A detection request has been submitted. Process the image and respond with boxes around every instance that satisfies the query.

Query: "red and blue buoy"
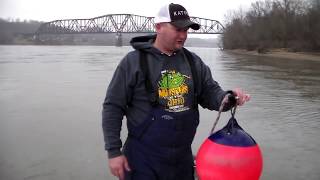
[196,108,263,180]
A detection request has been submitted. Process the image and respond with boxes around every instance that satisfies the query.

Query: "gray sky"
[1,0,258,22]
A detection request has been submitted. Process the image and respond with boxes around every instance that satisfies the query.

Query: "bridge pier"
[115,33,122,47]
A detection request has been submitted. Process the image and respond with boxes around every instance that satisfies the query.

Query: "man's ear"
[155,23,162,32]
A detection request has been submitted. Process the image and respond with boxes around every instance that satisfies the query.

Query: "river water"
[0,45,319,180]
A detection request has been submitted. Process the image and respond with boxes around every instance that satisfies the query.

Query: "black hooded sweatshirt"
[102,35,229,158]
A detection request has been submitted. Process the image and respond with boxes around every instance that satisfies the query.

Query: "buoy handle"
[230,104,237,118]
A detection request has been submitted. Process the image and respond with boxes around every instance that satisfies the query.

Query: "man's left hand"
[232,88,251,106]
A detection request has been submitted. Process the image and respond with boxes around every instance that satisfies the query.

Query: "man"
[102,3,250,180]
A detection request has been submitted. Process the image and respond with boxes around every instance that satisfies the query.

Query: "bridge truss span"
[36,14,224,35]
[189,17,225,34]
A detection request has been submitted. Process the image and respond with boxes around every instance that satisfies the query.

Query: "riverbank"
[225,49,320,61]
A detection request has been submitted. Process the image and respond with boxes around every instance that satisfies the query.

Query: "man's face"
[157,23,189,52]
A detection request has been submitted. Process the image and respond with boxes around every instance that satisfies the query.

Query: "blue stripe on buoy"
[208,117,257,147]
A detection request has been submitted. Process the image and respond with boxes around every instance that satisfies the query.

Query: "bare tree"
[221,0,319,52]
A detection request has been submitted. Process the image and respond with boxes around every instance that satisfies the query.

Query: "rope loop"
[210,94,238,134]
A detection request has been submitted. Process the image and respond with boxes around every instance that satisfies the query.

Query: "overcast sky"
[1,0,258,22]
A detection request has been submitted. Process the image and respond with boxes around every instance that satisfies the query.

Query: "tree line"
[222,0,320,52]
[0,18,43,44]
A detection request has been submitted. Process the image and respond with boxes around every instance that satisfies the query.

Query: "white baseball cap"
[154,3,200,30]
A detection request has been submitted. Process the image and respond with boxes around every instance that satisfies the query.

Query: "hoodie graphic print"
[157,56,193,112]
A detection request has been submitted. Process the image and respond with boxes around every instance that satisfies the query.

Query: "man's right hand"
[109,155,131,180]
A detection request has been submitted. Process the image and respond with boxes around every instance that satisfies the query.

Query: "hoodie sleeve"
[102,54,135,158]
[192,53,231,111]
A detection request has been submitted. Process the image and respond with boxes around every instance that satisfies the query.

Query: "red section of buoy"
[196,138,263,180]
[195,98,263,180]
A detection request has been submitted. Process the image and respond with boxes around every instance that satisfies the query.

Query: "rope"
[210,94,238,134]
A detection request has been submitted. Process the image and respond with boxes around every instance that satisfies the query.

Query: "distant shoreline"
[225,49,320,61]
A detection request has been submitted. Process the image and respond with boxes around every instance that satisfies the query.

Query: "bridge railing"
[36,14,224,35]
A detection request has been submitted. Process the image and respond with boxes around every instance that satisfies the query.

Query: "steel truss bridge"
[35,14,224,45]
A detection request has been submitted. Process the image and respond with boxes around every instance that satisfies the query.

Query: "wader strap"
[183,48,199,109]
[139,51,159,106]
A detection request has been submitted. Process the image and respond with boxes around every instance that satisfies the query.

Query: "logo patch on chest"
[161,115,174,120]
